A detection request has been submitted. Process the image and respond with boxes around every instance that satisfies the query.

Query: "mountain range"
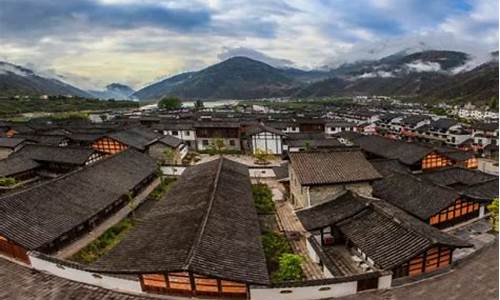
[89,83,136,100]
[1,50,498,105]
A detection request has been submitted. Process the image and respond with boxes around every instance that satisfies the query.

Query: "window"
[194,275,218,293]
[185,131,190,136]
[172,131,178,136]
[202,140,209,146]
[142,274,167,289]
[229,140,235,146]
[167,272,192,291]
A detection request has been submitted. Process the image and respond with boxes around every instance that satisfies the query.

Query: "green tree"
[272,254,303,282]
[261,232,291,271]
[163,148,179,165]
[487,198,499,232]
[212,138,225,153]
[194,100,204,110]
[254,148,272,164]
[158,97,182,110]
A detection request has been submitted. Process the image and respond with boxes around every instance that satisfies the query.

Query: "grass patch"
[149,178,176,201]
[70,218,135,264]
[0,177,17,187]
[252,183,275,214]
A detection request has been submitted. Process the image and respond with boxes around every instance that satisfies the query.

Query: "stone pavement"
[338,240,499,300]
[54,177,161,259]
[275,199,325,280]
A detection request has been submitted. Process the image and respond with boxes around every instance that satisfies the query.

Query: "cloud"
[357,70,395,78]
[0,0,496,90]
[405,60,442,72]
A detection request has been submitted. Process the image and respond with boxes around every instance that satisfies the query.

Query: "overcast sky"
[0,0,498,89]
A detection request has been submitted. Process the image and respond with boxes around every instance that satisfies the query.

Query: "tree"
[212,138,225,153]
[487,198,499,232]
[272,254,303,282]
[163,148,179,165]
[194,100,204,110]
[158,96,182,110]
[254,148,272,165]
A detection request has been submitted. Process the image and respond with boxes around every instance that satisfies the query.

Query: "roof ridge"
[184,157,224,269]
[0,150,131,200]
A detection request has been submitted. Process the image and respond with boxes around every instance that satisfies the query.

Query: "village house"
[345,134,478,171]
[288,150,381,209]
[0,137,30,159]
[372,170,495,229]
[245,123,287,155]
[153,121,197,149]
[0,150,157,263]
[297,195,471,279]
[325,121,358,136]
[92,127,160,155]
[146,135,187,164]
[91,158,269,298]
[194,120,241,151]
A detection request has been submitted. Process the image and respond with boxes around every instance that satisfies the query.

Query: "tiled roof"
[0,156,40,177]
[338,201,471,269]
[290,150,382,185]
[296,191,371,231]
[373,172,459,220]
[12,144,96,166]
[0,137,26,148]
[0,149,156,250]
[92,158,269,285]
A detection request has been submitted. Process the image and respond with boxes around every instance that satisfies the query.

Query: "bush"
[149,178,175,201]
[0,177,17,187]
[272,254,304,282]
[71,218,135,264]
[252,184,274,214]
[158,97,182,110]
[261,231,291,273]
[487,198,499,232]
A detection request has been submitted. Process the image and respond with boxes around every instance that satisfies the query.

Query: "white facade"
[325,125,357,135]
[250,131,284,155]
[458,109,499,120]
[163,129,196,142]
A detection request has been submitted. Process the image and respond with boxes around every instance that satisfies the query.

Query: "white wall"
[250,281,357,300]
[161,166,187,176]
[251,132,283,154]
[29,254,143,294]
[249,168,276,178]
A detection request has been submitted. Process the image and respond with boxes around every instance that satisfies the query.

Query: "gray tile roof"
[290,150,382,185]
[92,158,269,285]
[0,149,156,250]
[296,191,371,231]
[12,144,97,166]
[0,137,26,149]
[338,201,471,270]
[373,172,460,220]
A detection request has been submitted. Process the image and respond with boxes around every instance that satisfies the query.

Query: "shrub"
[0,177,17,187]
[71,218,135,264]
[272,254,304,282]
[487,198,499,232]
[158,97,182,110]
[261,231,291,272]
[252,184,274,214]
